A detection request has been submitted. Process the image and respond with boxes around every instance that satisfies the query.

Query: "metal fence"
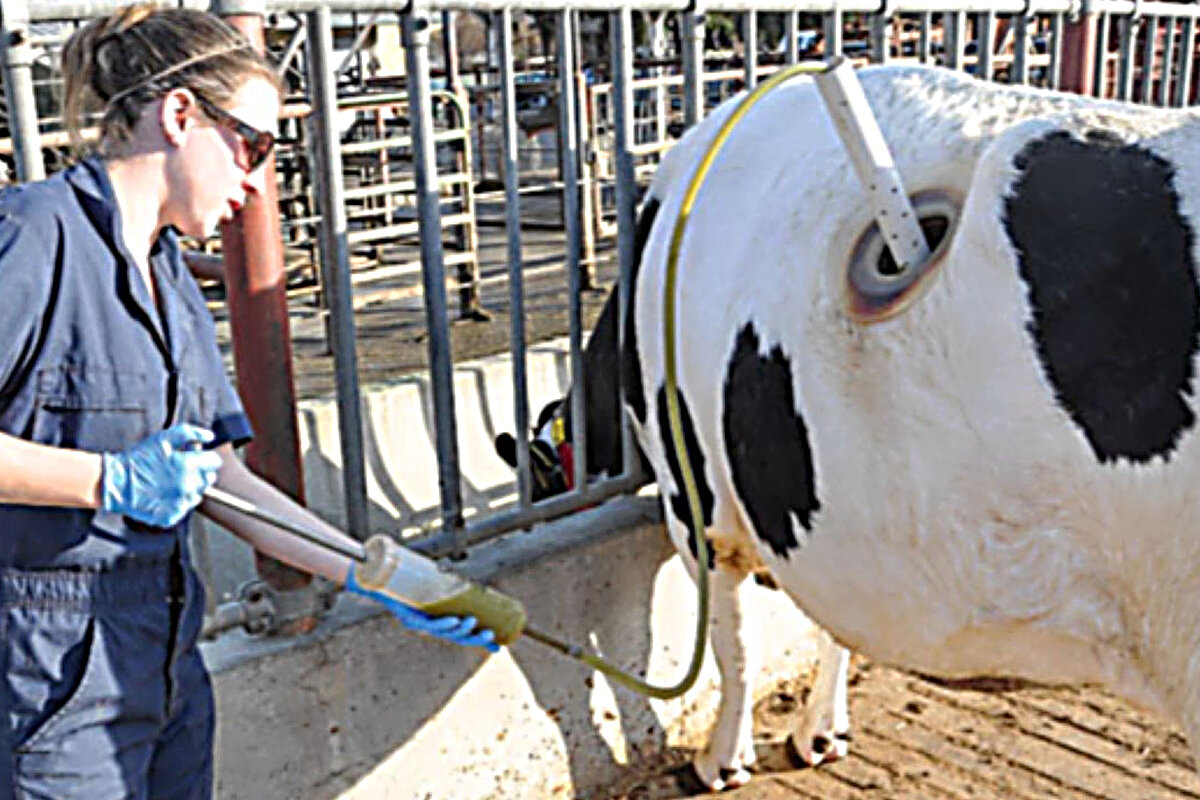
[1,0,1196,638]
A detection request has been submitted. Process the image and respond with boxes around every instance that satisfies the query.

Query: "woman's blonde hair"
[61,4,282,154]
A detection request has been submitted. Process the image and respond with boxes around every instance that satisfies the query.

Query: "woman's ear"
[158,88,195,147]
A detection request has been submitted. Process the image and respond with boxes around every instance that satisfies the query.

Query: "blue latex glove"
[345,566,498,652]
[100,424,224,528]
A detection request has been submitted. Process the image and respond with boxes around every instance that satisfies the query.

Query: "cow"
[503,63,1200,791]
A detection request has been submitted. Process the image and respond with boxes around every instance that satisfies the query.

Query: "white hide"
[628,63,1200,781]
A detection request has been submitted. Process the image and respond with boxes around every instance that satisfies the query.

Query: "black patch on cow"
[623,197,660,425]
[722,324,820,558]
[656,384,715,568]
[1004,131,1200,463]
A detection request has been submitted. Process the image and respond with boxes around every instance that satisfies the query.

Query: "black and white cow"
[513,63,1200,791]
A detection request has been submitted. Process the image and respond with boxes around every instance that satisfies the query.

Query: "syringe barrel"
[357,535,527,645]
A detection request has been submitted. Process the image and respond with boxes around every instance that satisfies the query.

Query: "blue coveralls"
[0,157,252,799]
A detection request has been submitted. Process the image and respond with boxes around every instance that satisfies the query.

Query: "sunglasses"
[194,94,275,173]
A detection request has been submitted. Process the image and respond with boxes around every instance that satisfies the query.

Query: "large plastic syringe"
[202,486,527,645]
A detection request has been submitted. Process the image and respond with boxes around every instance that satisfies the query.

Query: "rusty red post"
[1060,9,1098,97]
[220,10,313,602]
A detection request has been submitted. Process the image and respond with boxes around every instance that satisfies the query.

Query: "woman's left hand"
[345,567,499,652]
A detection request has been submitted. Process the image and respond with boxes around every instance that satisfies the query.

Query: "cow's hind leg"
[789,630,851,766]
[690,554,759,791]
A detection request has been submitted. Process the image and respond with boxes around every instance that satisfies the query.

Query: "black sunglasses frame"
[194,94,275,172]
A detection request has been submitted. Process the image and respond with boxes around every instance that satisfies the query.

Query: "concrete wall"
[198,342,823,799]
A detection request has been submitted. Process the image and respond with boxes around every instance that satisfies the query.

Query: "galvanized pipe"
[785,10,800,62]
[1175,15,1194,106]
[919,11,935,63]
[1014,11,1032,83]
[611,6,641,481]
[1049,11,1065,88]
[405,7,468,554]
[1140,15,1156,102]
[744,10,759,87]
[444,473,648,557]
[978,10,996,80]
[557,8,589,493]
[682,10,706,126]
[497,6,533,509]
[0,0,44,182]
[824,7,844,55]
[870,7,889,63]
[1118,13,1138,100]
[1093,10,1110,95]
[1158,15,1175,106]
[305,6,371,539]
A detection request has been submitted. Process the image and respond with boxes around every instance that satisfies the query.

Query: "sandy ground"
[604,659,1200,800]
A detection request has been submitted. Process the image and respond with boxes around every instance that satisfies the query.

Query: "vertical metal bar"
[1159,16,1176,106]
[871,10,889,64]
[575,50,597,289]
[744,10,758,88]
[1175,16,1195,106]
[785,10,799,64]
[0,0,44,182]
[682,9,705,125]
[1050,12,1065,89]
[947,10,967,71]
[824,8,844,57]
[305,6,369,540]
[919,11,933,64]
[442,10,460,93]
[1060,7,1097,95]
[1118,14,1138,100]
[1093,11,1110,96]
[219,6,311,598]
[1014,12,1032,84]
[556,9,587,494]
[405,7,466,553]
[612,6,639,480]
[978,10,996,80]
[1141,16,1157,103]
[497,8,531,509]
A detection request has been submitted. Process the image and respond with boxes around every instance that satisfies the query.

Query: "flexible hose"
[520,62,831,700]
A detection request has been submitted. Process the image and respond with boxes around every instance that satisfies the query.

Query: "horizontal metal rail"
[409,473,649,559]
[340,127,468,156]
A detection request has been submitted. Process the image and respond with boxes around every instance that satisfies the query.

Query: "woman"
[0,6,493,798]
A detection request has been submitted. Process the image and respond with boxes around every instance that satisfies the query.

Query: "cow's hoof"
[787,730,851,767]
[692,752,755,792]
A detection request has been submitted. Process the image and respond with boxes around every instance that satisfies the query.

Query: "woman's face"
[168,75,280,238]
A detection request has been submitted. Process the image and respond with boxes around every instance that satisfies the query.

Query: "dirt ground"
[603,659,1200,800]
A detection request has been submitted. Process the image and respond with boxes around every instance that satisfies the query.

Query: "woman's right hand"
[100,424,223,528]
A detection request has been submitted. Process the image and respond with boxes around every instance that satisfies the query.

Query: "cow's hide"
[623,64,1200,787]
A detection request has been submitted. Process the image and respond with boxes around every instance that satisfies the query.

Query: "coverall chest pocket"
[31,367,152,453]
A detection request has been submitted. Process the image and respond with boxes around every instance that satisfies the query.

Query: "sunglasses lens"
[247,132,274,171]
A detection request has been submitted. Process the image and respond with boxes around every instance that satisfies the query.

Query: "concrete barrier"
[198,341,823,799]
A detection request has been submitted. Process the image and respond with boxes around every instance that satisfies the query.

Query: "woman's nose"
[242,164,269,197]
